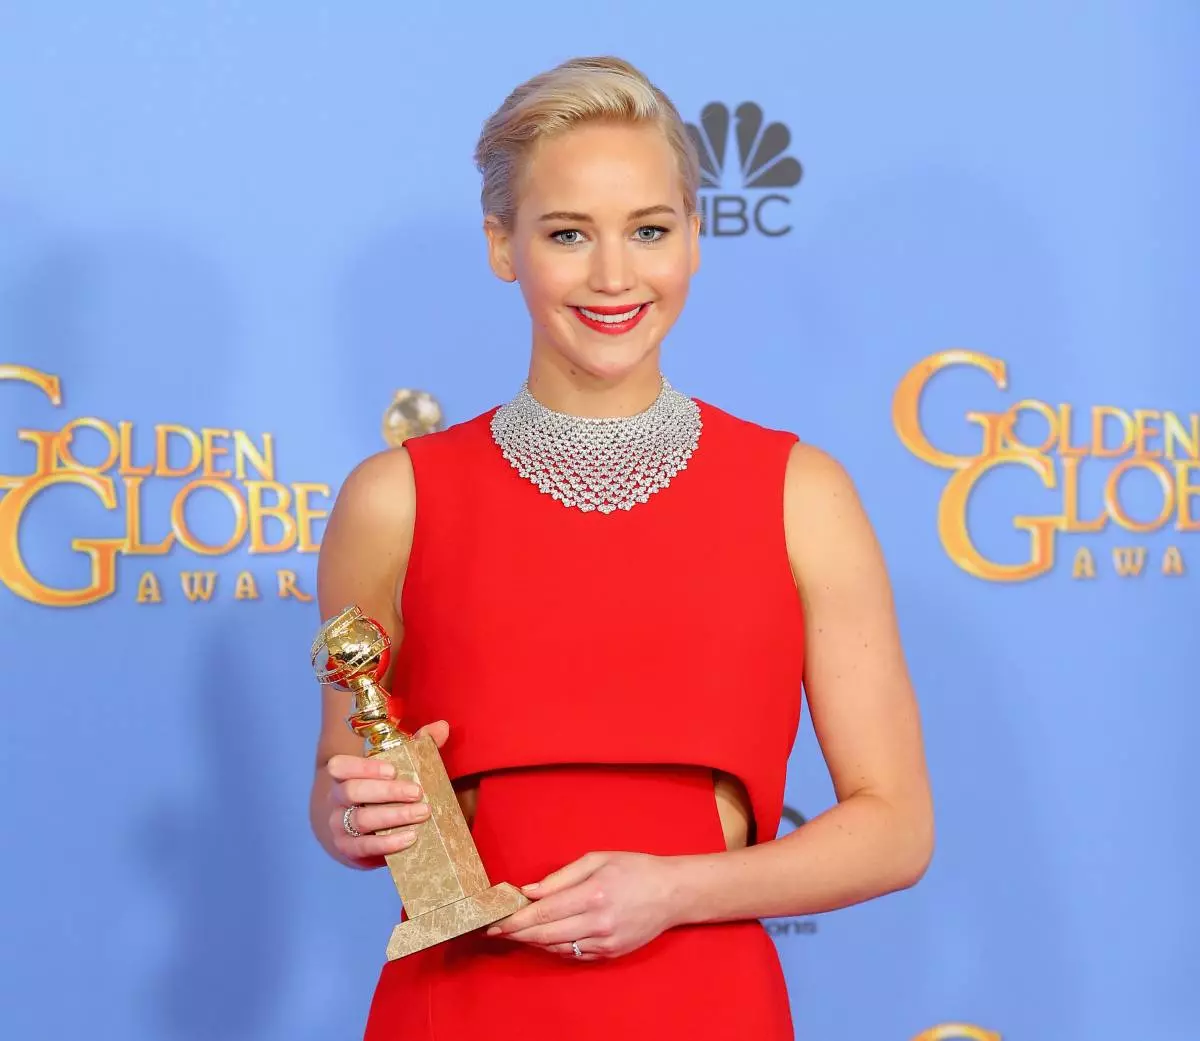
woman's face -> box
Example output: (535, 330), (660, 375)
(486, 121), (701, 385)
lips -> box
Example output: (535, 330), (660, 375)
(571, 302), (650, 335)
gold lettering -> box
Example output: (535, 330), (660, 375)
(1056, 403), (1088, 458)
(1060, 458), (1106, 533)
(1177, 461), (1200, 531)
(246, 481), (297, 553)
(937, 452), (1060, 581)
(234, 571), (261, 600)
(155, 424), (202, 478)
(1090, 406), (1133, 458)
(180, 571), (218, 602)
(0, 364), (62, 404)
(277, 569), (312, 601)
(0, 366), (62, 488)
(1112, 547), (1147, 577)
(1, 429), (58, 490)
(910, 1026), (1001, 1041)
(294, 482), (330, 552)
(1162, 546), (1185, 576)
(0, 472), (122, 606)
(1163, 412), (1199, 460)
(53, 417), (120, 474)
(1105, 457), (1174, 533)
(998, 398), (1057, 454)
(964, 409), (1008, 457)
(118, 420), (152, 476)
(1133, 409), (1163, 457)
(201, 428), (233, 478)
(232, 430), (275, 480)
(894, 355), (1198, 582)
(171, 479), (248, 555)
(122, 477), (175, 554)
(892, 350), (1008, 469)
(136, 571), (163, 603)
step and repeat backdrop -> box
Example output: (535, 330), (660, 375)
(2, 5), (1196, 1040)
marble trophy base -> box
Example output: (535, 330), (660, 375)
(387, 882), (530, 959)
(375, 732), (530, 961)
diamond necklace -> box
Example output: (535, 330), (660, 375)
(489, 376), (702, 514)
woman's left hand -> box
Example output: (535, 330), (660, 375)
(485, 851), (684, 961)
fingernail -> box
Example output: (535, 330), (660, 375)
(399, 830), (417, 847)
(522, 883), (540, 892)
(379, 763), (396, 779)
(486, 926), (501, 937)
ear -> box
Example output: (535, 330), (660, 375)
(688, 211), (702, 276)
(484, 215), (517, 283)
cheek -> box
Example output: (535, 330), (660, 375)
(644, 252), (693, 306)
(517, 247), (581, 313)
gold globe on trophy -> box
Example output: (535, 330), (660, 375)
(382, 389), (445, 447)
(312, 605), (529, 959)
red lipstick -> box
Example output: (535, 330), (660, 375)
(571, 302), (650, 335)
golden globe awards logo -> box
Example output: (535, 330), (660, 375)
(894, 350), (1197, 581)
(0, 365), (330, 607)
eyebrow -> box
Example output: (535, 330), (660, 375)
(537, 204), (678, 222)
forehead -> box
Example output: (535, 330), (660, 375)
(518, 122), (681, 211)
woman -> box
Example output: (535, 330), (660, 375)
(310, 55), (934, 1039)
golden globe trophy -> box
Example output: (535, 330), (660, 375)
(312, 605), (529, 959)
(381, 388), (445, 448)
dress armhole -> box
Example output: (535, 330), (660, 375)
(397, 439), (428, 628)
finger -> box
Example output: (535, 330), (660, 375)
(521, 852), (606, 899)
(488, 885), (596, 937)
(414, 719), (450, 749)
(334, 824), (421, 860)
(330, 807), (422, 849)
(544, 941), (601, 962)
(498, 913), (600, 948)
(329, 777), (423, 808)
(326, 754), (397, 782)
(352, 800), (432, 834)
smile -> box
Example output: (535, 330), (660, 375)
(571, 303), (650, 335)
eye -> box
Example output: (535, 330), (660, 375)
(550, 229), (584, 245)
(634, 225), (668, 242)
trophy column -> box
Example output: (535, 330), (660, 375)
(314, 606), (530, 960)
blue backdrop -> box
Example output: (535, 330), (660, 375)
(2, 4), (1197, 1039)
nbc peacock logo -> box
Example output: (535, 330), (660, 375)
(684, 101), (804, 238)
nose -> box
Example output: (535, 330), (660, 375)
(587, 236), (636, 296)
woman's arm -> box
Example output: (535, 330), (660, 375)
(308, 447), (419, 870)
(669, 442), (934, 924)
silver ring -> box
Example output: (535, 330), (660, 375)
(342, 805), (362, 838)
(571, 940), (583, 959)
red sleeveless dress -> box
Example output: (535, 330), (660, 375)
(362, 399), (805, 1040)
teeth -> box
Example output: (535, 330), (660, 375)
(578, 305), (643, 324)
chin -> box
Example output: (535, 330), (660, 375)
(562, 345), (659, 383)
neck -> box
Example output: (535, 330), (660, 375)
(524, 346), (664, 418)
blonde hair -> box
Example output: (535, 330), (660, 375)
(473, 56), (700, 227)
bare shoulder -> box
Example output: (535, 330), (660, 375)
(782, 441), (884, 599)
(316, 447), (417, 628)
(331, 446), (416, 524)
(782, 441), (860, 512)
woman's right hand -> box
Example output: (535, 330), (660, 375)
(324, 720), (450, 863)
